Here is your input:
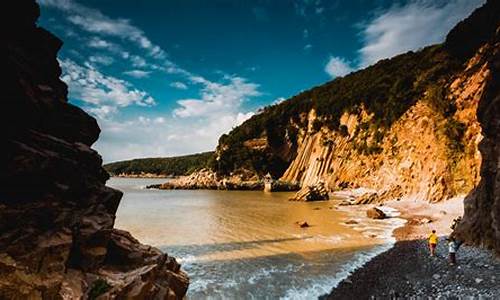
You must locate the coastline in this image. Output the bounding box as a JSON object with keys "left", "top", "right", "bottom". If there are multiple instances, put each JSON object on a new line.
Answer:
{"left": 324, "top": 197, "right": 500, "bottom": 299}
{"left": 110, "top": 178, "right": 498, "bottom": 298}
{"left": 112, "top": 178, "right": 402, "bottom": 298}
{"left": 111, "top": 173, "right": 176, "bottom": 179}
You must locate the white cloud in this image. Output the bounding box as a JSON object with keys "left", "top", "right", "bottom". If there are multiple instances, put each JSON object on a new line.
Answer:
{"left": 88, "top": 36, "right": 115, "bottom": 49}
{"left": 60, "top": 58, "right": 156, "bottom": 118}
{"left": 359, "top": 0, "right": 485, "bottom": 66}
{"left": 174, "top": 77, "right": 261, "bottom": 118}
{"left": 130, "top": 55, "right": 147, "bottom": 68}
{"left": 154, "top": 117, "right": 166, "bottom": 124}
{"left": 137, "top": 116, "right": 166, "bottom": 125}
{"left": 324, "top": 56, "right": 354, "bottom": 78}
{"left": 40, "top": 0, "right": 166, "bottom": 59}
{"left": 42, "top": 0, "right": 212, "bottom": 84}
{"left": 89, "top": 55, "right": 114, "bottom": 66}
{"left": 91, "top": 76, "right": 261, "bottom": 162}
{"left": 88, "top": 105, "right": 118, "bottom": 120}
{"left": 170, "top": 81, "right": 188, "bottom": 90}
{"left": 41, "top": 0, "right": 264, "bottom": 162}
{"left": 123, "top": 70, "right": 151, "bottom": 78}
{"left": 323, "top": 0, "right": 483, "bottom": 76}
{"left": 94, "top": 111, "right": 254, "bottom": 162}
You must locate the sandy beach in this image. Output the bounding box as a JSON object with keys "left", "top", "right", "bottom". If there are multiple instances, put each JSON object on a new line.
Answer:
{"left": 324, "top": 196, "right": 500, "bottom": 299}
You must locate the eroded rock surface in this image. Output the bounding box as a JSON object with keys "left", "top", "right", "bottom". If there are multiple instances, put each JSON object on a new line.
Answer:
{"left": 289, "top": 182, "right": 329, "bottom": 201}
{"left": 454, "top": 0, "right": 500, "bottom": 255}
{"left": 213, "top": 2, "right": 500, "bottom": 205}
{"left": 0, "top": 1, "right": 188, "bottom": 298}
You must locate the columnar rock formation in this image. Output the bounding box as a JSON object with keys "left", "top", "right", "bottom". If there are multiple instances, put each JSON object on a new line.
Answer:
{"left": 1, "top": 1, "right": 188, "bottom": 298}
{"left": 216, "top": 1, "right": 499, "bottom": 206}
{"left": 285, "top": 0, "right": 500, "bottom": 252}
{"left": 279, "top": 56, "right": 489, "bottom": 203}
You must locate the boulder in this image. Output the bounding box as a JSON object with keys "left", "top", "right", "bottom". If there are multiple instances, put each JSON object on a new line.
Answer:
{"left": 345, "top": 220, "right": 359, "bottom": 225}
{"left": 290, "top": 181, "right": 329, "bottom": 201}
{"left": 296, "top": 221, "right": 310, "bottom": 228}
{"left": 366, "top": 207, "right": 387, "bottom": 219}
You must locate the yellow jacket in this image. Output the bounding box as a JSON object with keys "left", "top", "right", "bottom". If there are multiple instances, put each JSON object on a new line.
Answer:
{"left": 428, "top": 233, "right": 438, "bottom": 244}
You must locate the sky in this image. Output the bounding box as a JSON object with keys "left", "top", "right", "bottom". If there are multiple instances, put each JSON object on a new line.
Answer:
{"left": 38, "top": 0, "right": 484, "bottom": 162}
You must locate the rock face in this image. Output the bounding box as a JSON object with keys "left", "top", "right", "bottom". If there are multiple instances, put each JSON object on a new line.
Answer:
{"left": 279, "top": 75, "right": 485, "bottom": 203}
{"left": 454, "top": 0, "right": 500, "bottom": 255}
{"left": 0, "top": 1, "right": 188, "bottom": 298}
{"left": 214, "top": 1, "right": 499, "bottom": 207}
{"left": 289, "top": 182, "right": 329, "bottom": 201}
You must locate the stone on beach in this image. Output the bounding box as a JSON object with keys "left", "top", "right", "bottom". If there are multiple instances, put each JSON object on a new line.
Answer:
{"left": 296, "top": 221, "right": 310, "bottom": 228}
{"left": 366, "top": 207, "right": 387, "bottom": 219}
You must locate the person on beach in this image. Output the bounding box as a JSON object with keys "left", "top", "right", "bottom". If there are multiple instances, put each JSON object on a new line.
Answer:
{"left": 428, "top": 230, "right": 438, "bottom": 256}
{"left": 448, "top": 236, "right": 457, "bottom": 265}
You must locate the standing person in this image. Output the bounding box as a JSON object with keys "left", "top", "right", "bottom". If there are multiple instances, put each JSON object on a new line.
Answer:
{"left": 448, "top": 237, "right": 457, "bottom": 265}
{"left": 428, "top": 230, "right": 438, "bottom": 257}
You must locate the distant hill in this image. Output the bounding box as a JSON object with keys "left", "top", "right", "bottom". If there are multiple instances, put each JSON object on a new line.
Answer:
{"left": 104, "top": 151, "right": 214, "bottom": 177}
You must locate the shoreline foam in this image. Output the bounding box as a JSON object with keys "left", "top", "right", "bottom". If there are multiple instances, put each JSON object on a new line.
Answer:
{"left": 324, "top": 196, "right": 500, "bottom": 299}
{"left": 281, "top": 203, "right": 407, "bottom": 299}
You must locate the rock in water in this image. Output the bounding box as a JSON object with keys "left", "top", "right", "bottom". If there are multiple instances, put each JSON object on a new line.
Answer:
{"left": 345, "top": 220, "right": 359, "bottom": 225}
{"left": 366, "top": 207, "right": 387, "bottom": 219}
{"left": 0, "top": 1, "right": 188, "bottom": 298}
{"left": 290, "top": 181, "right": 329, "bottom": 201}
{"left": 296, "top": 221, "right": 310, "bottom": 228}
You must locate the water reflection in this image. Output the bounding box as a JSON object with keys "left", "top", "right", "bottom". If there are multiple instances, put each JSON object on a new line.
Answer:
{"left": 109, "top": 177, "right": 399, "bottom": 299}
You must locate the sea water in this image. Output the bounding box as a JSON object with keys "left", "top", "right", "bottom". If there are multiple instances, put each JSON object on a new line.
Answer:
{"left": 109, "top": 177, "right": 403, "bottom": 299}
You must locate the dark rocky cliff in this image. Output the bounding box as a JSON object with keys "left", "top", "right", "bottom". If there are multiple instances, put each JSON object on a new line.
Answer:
{"left": 0, "top": 1, "right": 188, "bottom": 298}
{"left": 453, "top": 0, "right": 500, "bottom": 255}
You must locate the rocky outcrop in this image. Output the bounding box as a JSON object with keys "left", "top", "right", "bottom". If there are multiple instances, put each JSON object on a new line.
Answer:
{"left": 454, "top": 0, "right": 500, "bottom": 254}
{"left": 159, "top": 168, "right": 221, "bottom": 189}
{"left": 213, "top": 2, "right": 500, "bottom": 206}
{"left": 155, "top": 168, "right": 300, "bottom": 191}
{"left": 353, "top": 186, "right": 404, "bottom": 205}
{"left": 366, "top": 207, "right": 387, "bottom": 220}
{"left": 0, "top": 1, "right": 188, "bottom": 298}
{"left": 277, "top": 11, "right": 499, "bottom": 204}
{"left": 280, "top": 81, "right": 485, "bottom": 203}
{"left": 289, "top": 182, "right": 329, "bottom": 201}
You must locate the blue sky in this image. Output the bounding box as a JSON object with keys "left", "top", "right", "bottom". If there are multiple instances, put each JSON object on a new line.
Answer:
{"left": 38, "top": 0, "right": 484, "bottom": 162}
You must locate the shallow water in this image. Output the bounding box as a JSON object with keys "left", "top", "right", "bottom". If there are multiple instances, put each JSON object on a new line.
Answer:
{"left": 109, "top": 177, "right": 401, "bottom": 299}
